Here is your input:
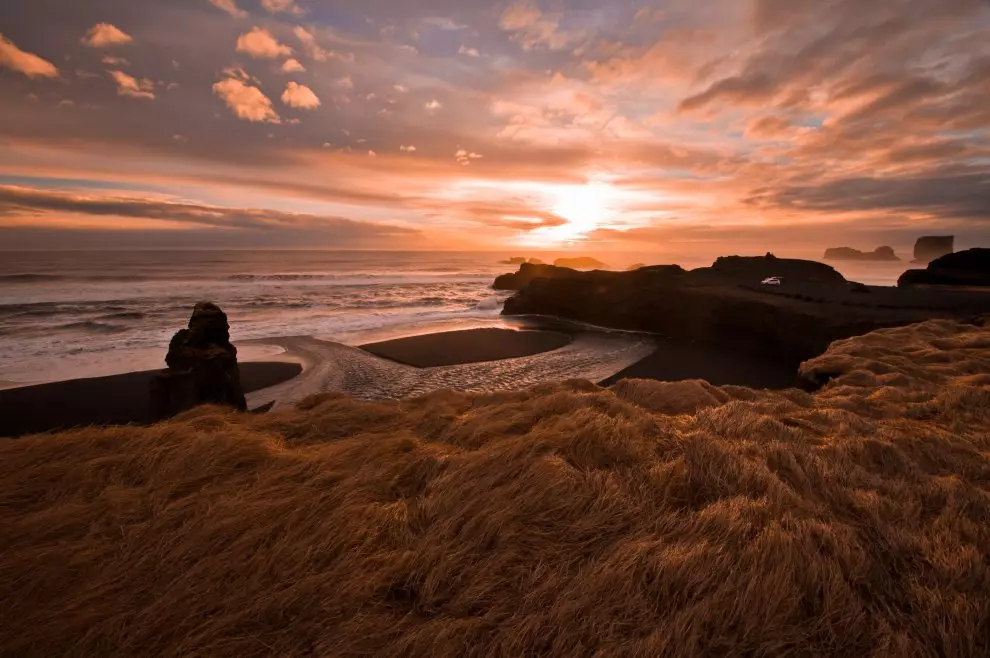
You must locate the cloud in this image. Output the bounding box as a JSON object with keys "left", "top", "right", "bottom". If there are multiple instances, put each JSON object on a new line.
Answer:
{"left": 81, "top": 23, "right": 133, "bottom": 48}
{"left": 393, "top": 84, "right": 408, "bottom": 93}
{"left": 425, "top": 99, "right": 441, "bottom": 111}
{"left": 400, "top": 145, "right": 416, "bottom": 152}
{"left": 280, "top": 58, "right": 305, "bottom": 73}
{"left": 458, "top": 45, "right": 480, "bottom": 57}
{"left": 0, "top": 34, "right": 58, "bottom": 78}
{"left": 293, "top": 27, "right": 352, "bottom": 62}
{"left": 498, "top": 0, "right": 586, "bottom": 51}
{"left": 334, "top": 76, "right": 354, "bottom": 90}
{"left": 0, "top": 185, "right": 421, "bottom": 244}
{"left": 261, "top": 0, "right": 304, "bottom": 15}
{"left": 455, "top": 149, "right": 483, "bottom": 166}
{"left": 101, "top": 56, "right": 129, "bottom": 66}
{"left": 207, "top": 0, "right": 247, "bottom": 18}
{"left": 236, "top": 27, "right": 292, "bottom": 59}
{"left": 213, "top": 76, "right": 280, "bottom": 122}
{"left": 422, "top": 17, "right": 466, "bottom": 30}
{"left": 281, "top": 82, "right": 321, "bottom": 110}
{"left": 109, "top": 70, "right": 155, "bottom": 100}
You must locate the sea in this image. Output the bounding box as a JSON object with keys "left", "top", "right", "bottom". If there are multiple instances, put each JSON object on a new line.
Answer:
{"left": 0, "top": 250, "right": 911, "bottom": 388}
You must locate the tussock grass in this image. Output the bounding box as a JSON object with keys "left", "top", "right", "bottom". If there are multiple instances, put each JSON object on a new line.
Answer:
{"left": 3, "top": 319, "right": 990, "bottom": 657}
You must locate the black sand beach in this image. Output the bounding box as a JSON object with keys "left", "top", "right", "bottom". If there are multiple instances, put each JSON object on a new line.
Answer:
{"left": 361, "top": 327, "right": 572, "bottom": 367}
{"left": 0, "top": 362, "right": 302, "bottom": 438}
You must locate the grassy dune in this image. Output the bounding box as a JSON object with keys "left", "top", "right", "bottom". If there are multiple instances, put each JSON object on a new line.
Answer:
{"left": 3, "top": 319, "right": 990, "bottom": 657}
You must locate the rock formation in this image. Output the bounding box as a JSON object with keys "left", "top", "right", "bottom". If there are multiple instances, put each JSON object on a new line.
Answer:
{"left": 553, "top": 257, "right": 609, "bottom": 269}
{"left": 693, "top": 254, "right": 848, "bottom": 285}
{"left": 150, "top": 302, "right": 247, "bottom": 420}
{"left": 912, "top": 236, "right": 954, "bottom": 264}
{"left": 898, "top": 249, "right": 990, "bottom": 288}
{"left": 626, "top": 263, "right": 647, "bottom": 271}
{"left": 498, "top": 257, "right": 990, "bottom": 369}
{"left": 528, "top": 257, "right": 545, "bottom": 265}
{"left": 824, "top": 246, "right": 900, "bottom": 261}
{"left": 498, "top": 257, "right": 528, "bottom": 265}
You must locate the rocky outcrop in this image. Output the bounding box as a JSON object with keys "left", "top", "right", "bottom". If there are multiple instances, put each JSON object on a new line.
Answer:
{"left": 824, "top": 246, "right": 900, "bottom": 261}
{"left": 553, "top": 257, "right": 609, "bottom": 269}
{"left": 499, "top": 259, "right": 990, "bottom": 370}
{"left": 493, "top": 262, "right": 685, "bottom": 291}
{"left": 626, "top": 263, "right": 647, "bottom": 271}
{"left": 150, "top": 302, "right": 247, "bottom": 420}
{"left": 912, "top": 236, "right": 954, "bottom": 264}
{"left": 499, "top": 257, "right": 528, "bottom": 265}
{"left": 693, "top": 254, "right": 848, "bottom": 285}
{"left": 898, "top": 249, "right": 990, "bottom": 288}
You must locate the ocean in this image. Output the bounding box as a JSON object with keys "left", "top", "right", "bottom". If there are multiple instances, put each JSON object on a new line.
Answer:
{"left": 0, "top": 250, "right": 911, "bottom": 388}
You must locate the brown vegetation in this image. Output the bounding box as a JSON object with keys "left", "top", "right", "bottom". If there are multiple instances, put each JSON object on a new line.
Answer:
{"left": 2, "top": 319, "right": 990, "bottom": 657}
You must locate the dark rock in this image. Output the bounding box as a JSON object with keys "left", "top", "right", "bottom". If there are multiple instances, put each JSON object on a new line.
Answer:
{"left": 499, "top": 256, "right": 528, "bottom": 265}
{"left": 528, "top": 257, "right": 545, "bottom": 265}
{"left": 498, "top": 258, "right": 990, "bottom": 372}
{"left": 824, "top": 246, "right": 900, "bottom": 262}
{"left": 626, "top": 263, "right": 647, "bottom": 271}
{"left": 150, "top": 302, "right": 247, "bottom": 420}
{"left": 898, "top": 248, "right": 990, "bottom": 287}
{"left": 912, "top": 236, "right": 954, "bottom": 264}
{"left": 694, "top": 254, "right": 847, "bottom": 285}
{"left": 553, "top": 257, "right": 609, "bottom": 269}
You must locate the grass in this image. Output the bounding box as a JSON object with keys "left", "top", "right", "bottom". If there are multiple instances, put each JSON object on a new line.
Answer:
{"left": 2, "top": 318, "right": 990, "bottom": 657}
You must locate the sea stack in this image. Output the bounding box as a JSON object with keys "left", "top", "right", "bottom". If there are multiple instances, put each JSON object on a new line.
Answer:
{"left": 149, "top": 302, "right": 247, "bottom": 420}
{"left": 913, "top": 236, "right": 954, "bottom": 264}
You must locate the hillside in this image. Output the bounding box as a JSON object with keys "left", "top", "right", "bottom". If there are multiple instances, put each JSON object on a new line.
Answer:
{"left": 2, "top": 318, "right": 990, "bottom": 656}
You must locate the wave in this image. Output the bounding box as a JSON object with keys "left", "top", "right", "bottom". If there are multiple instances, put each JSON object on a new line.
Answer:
{"left": 0, "top": 273, "right": 66, "bottom": 282}
{"left": 55, "top": 321, "right": 130, "bottom": 334}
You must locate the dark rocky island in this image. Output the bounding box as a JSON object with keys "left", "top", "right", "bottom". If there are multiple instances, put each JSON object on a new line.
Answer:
{"left": 912, "top": 235, "right": 954, "bottom": 264}
{"left": 497, "top": 254, "right": 990, "bottom": 379}
{"left": 824, "top": 246, "right": 899, "bottom": 261}
{"left": 898, "top": 248, "right": 990, "bottom": 288}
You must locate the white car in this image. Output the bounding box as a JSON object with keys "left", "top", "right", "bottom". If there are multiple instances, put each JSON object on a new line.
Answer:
{"left": 761, "top": 277, "right": 783, "bottom": 286}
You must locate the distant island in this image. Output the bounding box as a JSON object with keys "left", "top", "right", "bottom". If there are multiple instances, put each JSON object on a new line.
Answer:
{"left": 913, "top": 236, "right": 955, "bottom": 264}
{"left": 823, "top": 246, "right": 899, "bottom": 262}
{"left": 553, "top": 257, "right": 609, "bottom": 269}
{"left": 498, "top": 257, "right": 545, "bottom": 265}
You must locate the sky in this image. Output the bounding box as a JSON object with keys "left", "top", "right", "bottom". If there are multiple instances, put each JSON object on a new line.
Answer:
{"left": 0, "top": 0, "right": 988, "bottom": 255}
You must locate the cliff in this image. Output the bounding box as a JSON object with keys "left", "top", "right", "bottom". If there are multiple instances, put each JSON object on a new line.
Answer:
{"left": 912, "top": 235, "right": 954, "bottom": 264}
{"left": 824, "top": 246, "right": 900, "bottom": 261}
{"left": 500, "top": 258, "right": 990, "bottom": 367}
{"left": 898, "top": 248, "right": 990, "bottom": 287}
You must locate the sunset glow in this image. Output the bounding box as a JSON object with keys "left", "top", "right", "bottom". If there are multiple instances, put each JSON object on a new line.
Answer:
{"left": 0, "top": 0, "right": 987, "bottom": 254}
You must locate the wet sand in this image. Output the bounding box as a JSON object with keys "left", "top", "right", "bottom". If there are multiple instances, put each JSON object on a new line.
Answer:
{"left": 361, "top": 328, "right": 572, "bottom": 367}
{"left": 0, "top": 362, "right": 302, "bottom": 437}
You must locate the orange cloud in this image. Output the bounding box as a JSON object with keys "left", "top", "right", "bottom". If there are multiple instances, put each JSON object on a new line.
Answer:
{"left": 280, "top": 58, "right": 305, "bottom": 73}
{"left": 236, "top": 27, "right": 292, "bottom": 59}
{"left": 261, "top": 0, "right": 303, "bottom": 16}
{"left": 207, "top": 0, "right": 247, "bottom": 18}
{"left": 108, "top": 71, "right": 155, "bottom": 100}
{"left": 0, "top": 34, "right": 58, "bottom": 78}
{"left": 82, "top": 23, "right": 133, "bottom": 48}
{"left": 281, "top": 82, "right": 320, "bottom": 110}
{"left": 213, "top": 77, "right": 279, "bottom": 122}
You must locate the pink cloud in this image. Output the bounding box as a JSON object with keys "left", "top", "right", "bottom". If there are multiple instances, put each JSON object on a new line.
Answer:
{"left": 0, "top": 34, "right": 58, "bottom": 78}
{"left": 280, "top": 58, "right": 305, "bottom": 73}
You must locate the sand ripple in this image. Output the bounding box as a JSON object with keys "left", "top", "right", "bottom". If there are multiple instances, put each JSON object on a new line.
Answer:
{"left": 246, "top": 332, "right": 655, "bottom": 409}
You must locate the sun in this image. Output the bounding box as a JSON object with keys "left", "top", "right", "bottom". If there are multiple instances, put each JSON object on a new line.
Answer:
{"left": 526, "top": 183, "right": 617, "bottom": 245}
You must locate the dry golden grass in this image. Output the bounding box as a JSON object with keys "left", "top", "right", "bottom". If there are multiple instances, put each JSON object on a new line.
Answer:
{"left": 3, "top": 318, "right": 990, "bottom": 657}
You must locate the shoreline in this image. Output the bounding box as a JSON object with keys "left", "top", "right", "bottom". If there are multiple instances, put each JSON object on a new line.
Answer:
{"left": 3, "top": 320, "right": 822, "bottom": 437}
